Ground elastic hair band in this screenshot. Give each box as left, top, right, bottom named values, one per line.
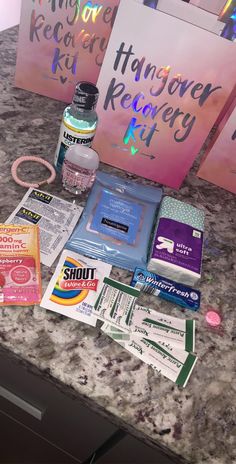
left=11, top=155, right=56, bottom=188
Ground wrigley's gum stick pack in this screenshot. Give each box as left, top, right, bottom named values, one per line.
left=127, top=305, right=195, bottom=352
left=0, top=224, right=41, bottom=305
left=93, top=277, right=140, bottom=325
left=131, top=267, right=201, bottom=311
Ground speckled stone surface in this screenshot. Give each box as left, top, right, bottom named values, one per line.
left=0, top=26, right=236, bottom=464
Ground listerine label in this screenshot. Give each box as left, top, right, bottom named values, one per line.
left=54, top=119, right=96, bottom=172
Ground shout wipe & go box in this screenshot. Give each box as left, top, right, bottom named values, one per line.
left=40, top=250, right=112, bottom=326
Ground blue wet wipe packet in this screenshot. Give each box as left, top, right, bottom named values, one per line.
left=90, top=190, right=143, bottom=245
left=66, top=172, right=162, bottom=271
left=131, top=267, right=200, bottom=311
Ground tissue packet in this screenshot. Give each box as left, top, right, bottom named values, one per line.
left=148, top=197, right=205, bottom=286
left=66, top=171, right=162, bottom=271
left=0, top=224, right=41, bottom=306
left=40, top=250, right=112, bottom=326
left=131, top=267, right=201, bottom=311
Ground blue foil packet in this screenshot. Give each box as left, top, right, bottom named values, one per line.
left=66, top=172, right=162, bottom=271
left=131, top=267, right=200, bottom=311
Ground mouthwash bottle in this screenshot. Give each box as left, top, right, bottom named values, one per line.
left=54, top=81, right=99, bottom=173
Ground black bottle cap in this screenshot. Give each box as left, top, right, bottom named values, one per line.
left=73, top=81, right=99, bottom=110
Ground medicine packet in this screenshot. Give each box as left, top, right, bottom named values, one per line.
left=101, top=324, right=197, bottom=387
left=0, top=224, right=41, bottom=306
left=96, top=280, right=195, bottom=352
left=127, top=305, right=195, bottom=352
left=40, top=250, right=112, bottom=326
left=93, top=277, right=140, bottom=326
left=6, top=188, right=83, bottom=267
left=131, top=267, right=201, bottom=311
left=101, top=323, right=130, bottom=347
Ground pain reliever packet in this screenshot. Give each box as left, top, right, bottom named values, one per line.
left=93, top=277, right=140, bottom=326
left=6, top=188, right=83, bottom=267
left=0, top=224, right=41, bottom=306
left=126, top=336, right=197, bottom=387
left=101, top=323, right=130, bottom=347
left=126, top=305, right=195, bottom=352
left=101, top=323, right=197, bottom=387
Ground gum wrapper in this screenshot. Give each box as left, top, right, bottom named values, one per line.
left=131, top=267, right=201, bottom=311
left=0, top=224, right=41, bottom=306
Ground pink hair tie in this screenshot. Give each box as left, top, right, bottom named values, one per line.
left=11, top=155, right=56, bottom=188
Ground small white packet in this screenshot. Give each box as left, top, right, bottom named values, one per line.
left=126, top=336, right=197, bottom=387
left=99, top=295, right=195, bottom=352
left=41, top=250, right=112, bottom=326
left=6, top=188, right=83, bottom=267
left=101, top=323, right=130, bottom=347
left=93, top=277, right=140, bottom=326
left=126, top=305, right=195, bottom=352
left=101, top=324, right=197, bottom=387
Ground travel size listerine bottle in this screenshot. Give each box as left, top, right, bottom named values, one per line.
left=54, top=81, right=99, bottom=173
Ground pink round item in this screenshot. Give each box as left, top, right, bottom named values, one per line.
left=205, top=309, right=222, bottom=327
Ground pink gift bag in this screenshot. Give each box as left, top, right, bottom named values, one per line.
left=92, top=0, right=236, bottom=189
left=189, top=0, right=227, bottom=15
left=15, top=0, right=120, bottom=103
left=197, top=99, right=236, bottom=194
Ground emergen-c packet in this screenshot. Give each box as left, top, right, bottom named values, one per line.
left=0, top=224, right=41, bottom=306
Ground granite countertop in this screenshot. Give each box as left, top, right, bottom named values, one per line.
left=0, top=26, right=236, bottom=464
